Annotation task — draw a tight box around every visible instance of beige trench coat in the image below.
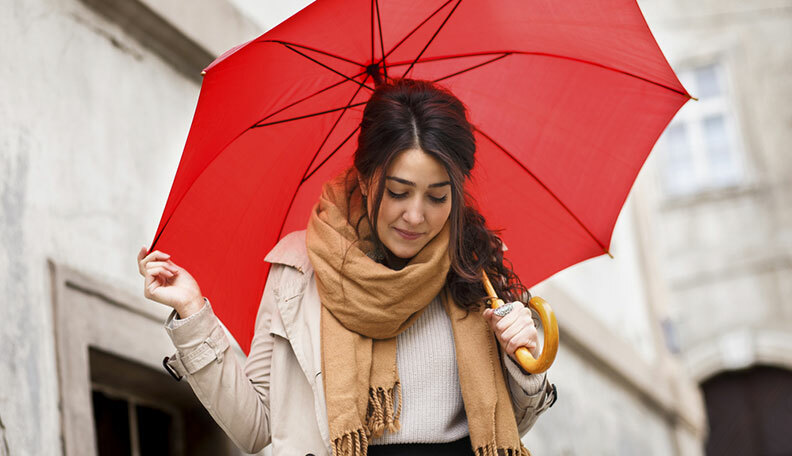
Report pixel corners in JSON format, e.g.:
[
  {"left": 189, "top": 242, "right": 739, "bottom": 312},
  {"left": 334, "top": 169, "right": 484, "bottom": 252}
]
[{"left": 163, "top": 231, "right": 557, "bottom": 456}]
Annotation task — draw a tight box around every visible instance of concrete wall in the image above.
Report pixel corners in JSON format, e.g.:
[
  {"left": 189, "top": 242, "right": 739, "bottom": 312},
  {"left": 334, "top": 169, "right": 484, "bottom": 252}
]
[
  {"left": 0, "top": 0, "right": 260, "bottom": 454},
  {"left": 0, "top": 0, "right": 710, "bottom": 454}
]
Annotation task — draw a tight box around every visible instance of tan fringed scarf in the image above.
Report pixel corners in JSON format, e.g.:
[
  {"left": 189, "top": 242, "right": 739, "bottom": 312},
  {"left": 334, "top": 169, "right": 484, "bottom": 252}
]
[{"left": 306, "top": 169, "right": 530, "bottom": 456}]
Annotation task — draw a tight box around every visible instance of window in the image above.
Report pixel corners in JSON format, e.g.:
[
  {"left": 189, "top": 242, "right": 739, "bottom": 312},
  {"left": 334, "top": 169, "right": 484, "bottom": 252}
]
[
  {"left": 89, "top": 348, "right": 236, "bottom": 456},
  {"left": 656, "top": 61, "right": 745, "bottom": 197}
]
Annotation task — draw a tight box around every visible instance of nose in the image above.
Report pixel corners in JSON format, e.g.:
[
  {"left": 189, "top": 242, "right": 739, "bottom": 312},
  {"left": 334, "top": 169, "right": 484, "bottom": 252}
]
[{"left": 402, "top": 200, "right": 425, "bottom": 226}]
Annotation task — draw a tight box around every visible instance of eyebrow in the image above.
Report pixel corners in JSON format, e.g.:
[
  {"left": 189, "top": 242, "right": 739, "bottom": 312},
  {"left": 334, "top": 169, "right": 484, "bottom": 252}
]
[{"left": 386, "top": 176, "right": 451, "bottom": 188}]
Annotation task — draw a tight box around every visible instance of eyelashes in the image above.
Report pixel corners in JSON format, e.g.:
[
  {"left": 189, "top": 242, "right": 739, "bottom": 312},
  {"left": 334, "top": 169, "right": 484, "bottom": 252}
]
[{"left": 386, "top": 189, "right": 448, "bottom": 204}]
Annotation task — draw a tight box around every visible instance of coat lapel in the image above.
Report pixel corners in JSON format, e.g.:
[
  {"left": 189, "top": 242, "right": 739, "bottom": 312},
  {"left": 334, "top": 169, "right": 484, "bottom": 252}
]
[{"left": 265, "top": 230, "right": 330, "bottom": 445}]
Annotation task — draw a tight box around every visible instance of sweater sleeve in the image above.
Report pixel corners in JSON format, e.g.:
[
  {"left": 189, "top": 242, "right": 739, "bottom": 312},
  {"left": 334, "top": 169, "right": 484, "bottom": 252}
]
[{"left": 162, "top": 267, "right": 284, "bottom": 453}]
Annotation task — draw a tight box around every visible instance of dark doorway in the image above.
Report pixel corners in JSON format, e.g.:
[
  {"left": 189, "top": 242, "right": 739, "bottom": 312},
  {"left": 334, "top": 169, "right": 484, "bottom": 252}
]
[{"left": 703, "top": 365, "right": 792, "bottom": 456}]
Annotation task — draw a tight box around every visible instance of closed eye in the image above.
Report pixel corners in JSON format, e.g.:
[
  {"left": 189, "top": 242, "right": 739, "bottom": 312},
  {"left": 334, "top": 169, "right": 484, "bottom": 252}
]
[
  {"left": 429, "top": 195, "right": 448, "bottom": 204},
  {"left": 387, "top": 189, "right": 407, "bottom": 199}
]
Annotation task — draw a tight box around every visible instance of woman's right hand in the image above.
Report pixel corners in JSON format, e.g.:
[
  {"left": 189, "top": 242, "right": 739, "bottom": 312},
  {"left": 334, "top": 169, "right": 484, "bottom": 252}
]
[{"left": 137, "top": 247, "right": 205, "bottom": 318}]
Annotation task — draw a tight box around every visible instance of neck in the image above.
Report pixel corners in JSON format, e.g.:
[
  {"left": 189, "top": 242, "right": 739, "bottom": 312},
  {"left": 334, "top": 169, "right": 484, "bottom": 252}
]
[{"left": 385, "top": 253, "right": 410, "bottom": 270}]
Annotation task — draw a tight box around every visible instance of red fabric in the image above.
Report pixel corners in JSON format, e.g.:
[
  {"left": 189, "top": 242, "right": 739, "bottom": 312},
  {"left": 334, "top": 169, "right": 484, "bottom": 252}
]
[{"left": 150, "top": 0, "right": 690, "bottom": 353}]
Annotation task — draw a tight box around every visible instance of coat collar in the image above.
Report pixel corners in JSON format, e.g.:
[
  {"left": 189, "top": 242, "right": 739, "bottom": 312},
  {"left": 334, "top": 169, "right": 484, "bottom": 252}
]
[{"left": 264, "top": 230, "right": 313, "bottom": 275}]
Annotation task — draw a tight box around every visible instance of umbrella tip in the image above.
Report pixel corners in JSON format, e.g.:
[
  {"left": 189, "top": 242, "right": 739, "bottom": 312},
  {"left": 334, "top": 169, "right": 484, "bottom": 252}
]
[
  {"left": 605, "top": 249, "right": 614, "bottom": 259},
  {"left": 366, "top": 63, "right": 384, "bottom": 87},
  {"left": 201, "top": 70, "right": 207, "bottom": 77},
  {"left": 689, "top": 94, "right": 699, "bottom": 101}
]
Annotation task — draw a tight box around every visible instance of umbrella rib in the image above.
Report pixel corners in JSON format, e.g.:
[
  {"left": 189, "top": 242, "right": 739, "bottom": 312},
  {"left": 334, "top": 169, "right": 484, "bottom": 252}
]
[
  {"left": 402, "top": 0, "right": 462, "bottom": 78},
  {"left": 387, "top": 51, "right": 523, "bottom": 67},
  {"left": 301, "top": 74, "right": 371, "bottom": 182},
  {"left": 375, "top": 0, "right": 388, "bottom": 80},
  {"left": 253, "top": 68, "right": 368, "bottom": 128},
  {"left": 387, "top": 50, "right": 690, "bottom": 98},
  {"left": 382, "top": 0, "right": 455, "bottom": 62},
  {"left": 253, "top": 101, "right": 368, "bottom": 128},
  {"left": 280, "top": 43, "right": 374, "bottom": 92},
  {"left": 474, "top": 127, "right": 612, "bottom": 257},
  {"left": 370, "top": 0, "right": 374, "bottom": 64},
  {"left": 302, "top": 124, "right": 362, "bottom": 185},
  {"left": 432, "top": 53, "right": 511, "bottom": 83},
  {"left": 261, "top": 40, "right": 365, "bottom": 67}
]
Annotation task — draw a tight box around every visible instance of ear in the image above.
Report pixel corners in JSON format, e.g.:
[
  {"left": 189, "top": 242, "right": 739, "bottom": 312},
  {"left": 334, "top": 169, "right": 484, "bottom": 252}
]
[{"left": 357, "top": 174, "right": 368, "bottom": 197}]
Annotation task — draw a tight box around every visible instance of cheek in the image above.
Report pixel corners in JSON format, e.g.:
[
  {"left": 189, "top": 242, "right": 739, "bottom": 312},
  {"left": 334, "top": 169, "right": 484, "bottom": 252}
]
[
  {"left": 374, "top": 198, "right": 399, "bottom": 231},
  {"left": 374, "top": 199, "right": 387, "bottom": 225},
  {"left": 428, "top": 205, "right": 452, "bottom": 230}
]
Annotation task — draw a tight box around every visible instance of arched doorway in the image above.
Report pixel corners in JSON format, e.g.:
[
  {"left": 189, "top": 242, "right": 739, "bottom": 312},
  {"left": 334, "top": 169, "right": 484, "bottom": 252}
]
[{"left": 702, "top": 365, "right": 792, "bottom": 455}]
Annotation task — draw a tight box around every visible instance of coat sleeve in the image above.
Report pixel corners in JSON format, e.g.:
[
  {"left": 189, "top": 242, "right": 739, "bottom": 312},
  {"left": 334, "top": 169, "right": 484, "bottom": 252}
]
[
  {"left": 162, "top": 265, "right": 285, "bottom": 453},
  {"left": 501, "top": 352, "right": 557, "bottom": 435},
  {"left": 498, "top": 306, "right": 558, "bottom": 436}
]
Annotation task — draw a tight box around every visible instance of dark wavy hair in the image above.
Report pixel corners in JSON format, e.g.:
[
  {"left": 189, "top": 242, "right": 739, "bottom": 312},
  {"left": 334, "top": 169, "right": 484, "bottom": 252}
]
[{"left": 351, "top": 78, "right": 530, "bottom": 310}]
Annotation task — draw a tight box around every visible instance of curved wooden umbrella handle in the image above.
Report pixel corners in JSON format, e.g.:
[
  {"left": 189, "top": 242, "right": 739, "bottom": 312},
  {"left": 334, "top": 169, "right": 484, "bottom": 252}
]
[{"left": 481, "top": 270, "right": 559, "bottom": 374}]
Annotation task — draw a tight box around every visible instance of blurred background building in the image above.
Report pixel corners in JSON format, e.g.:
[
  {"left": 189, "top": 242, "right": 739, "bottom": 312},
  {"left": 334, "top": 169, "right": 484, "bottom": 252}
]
[
  {"left": 635, "top": 1, "right": 792, "bottom": 454},
  {"left": 0, "top": 0, "right": 788, "bottom": 455}
]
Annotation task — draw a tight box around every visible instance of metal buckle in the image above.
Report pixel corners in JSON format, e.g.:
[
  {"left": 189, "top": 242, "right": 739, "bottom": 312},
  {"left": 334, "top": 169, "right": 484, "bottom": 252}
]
[{"left": 162, "top": 356, "right": 183, "bottom": 381}]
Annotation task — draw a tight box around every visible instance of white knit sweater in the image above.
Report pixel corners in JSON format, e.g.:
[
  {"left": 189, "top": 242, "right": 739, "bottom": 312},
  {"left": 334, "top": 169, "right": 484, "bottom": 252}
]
[
  {"left": 369, "top": 296, "right": 544, "bottom": 444},
  {"left": 370, "top": 296, "right": 468, "bottom": 444}
]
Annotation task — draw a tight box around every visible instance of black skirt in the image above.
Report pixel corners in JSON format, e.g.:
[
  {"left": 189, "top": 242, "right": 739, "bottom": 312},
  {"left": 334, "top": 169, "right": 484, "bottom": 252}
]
[{"left": 367, "top": 435, "right": 475, "bottom": 456}]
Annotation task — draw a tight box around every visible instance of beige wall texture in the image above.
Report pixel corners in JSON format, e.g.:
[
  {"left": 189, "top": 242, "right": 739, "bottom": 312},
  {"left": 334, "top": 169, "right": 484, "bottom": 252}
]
[{"left": 0, "top": 0, "right": 730, "bottom": 455}]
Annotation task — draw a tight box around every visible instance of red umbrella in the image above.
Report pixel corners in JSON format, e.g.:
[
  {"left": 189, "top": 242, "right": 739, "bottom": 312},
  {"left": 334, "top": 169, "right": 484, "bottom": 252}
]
[{"left": 149, "top": 0, "right": 691, "bottom": 353}]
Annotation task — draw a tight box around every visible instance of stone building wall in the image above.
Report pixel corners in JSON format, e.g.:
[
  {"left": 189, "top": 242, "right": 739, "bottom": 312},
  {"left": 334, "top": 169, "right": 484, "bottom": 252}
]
[
  {"left": 634, "top": 1, "right": 792, "bottom": 450},
  {"left": 636, "top": 0, "right": 792, "bottom": 383}
]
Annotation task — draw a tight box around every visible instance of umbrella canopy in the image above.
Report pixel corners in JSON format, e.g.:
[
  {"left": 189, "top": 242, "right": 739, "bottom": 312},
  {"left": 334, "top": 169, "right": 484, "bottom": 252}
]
[{"left": 149, "top": 0, "right": 691, "bottom": 353}]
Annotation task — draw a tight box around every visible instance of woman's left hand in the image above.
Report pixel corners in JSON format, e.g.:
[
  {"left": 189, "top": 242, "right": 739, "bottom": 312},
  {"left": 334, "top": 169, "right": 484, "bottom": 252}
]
[{"left": 483, "top": 301, "right": 539, "bottom": 362}]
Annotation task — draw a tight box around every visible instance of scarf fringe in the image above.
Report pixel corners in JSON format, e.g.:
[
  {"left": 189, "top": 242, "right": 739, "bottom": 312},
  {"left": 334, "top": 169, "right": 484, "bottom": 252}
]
[
  {"left": 331, "top": 428, "right": 369, "bottom": 456},
  {"left": 473, "top": 443, "right": 532, "bottom": 456},
  {"left": 365, "top": 381, "right": 402, "bottom": 438}
]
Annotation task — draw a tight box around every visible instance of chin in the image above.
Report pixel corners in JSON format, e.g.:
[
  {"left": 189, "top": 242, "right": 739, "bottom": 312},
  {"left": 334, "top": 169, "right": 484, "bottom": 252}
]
[{"left": 386, "top": 245, "right": 421, "bottom": 260}]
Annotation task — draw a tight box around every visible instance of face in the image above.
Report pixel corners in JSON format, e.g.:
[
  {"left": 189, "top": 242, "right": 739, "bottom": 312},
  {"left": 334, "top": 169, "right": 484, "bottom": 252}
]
[{"left": 361, "top": 148, "right": 453, "bottom": 261}]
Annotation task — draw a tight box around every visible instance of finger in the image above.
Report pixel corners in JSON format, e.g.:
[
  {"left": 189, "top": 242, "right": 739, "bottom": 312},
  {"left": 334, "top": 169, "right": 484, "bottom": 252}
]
[
  {"left": 506, "top": 326, "right": 538, "bottom": 354},
  {"left": 143, "top": 250, "right": 171, "bottom": 265},
  {"left": 499, "top": 317, "right": 524, "bottom": 344},
  {"left": 141, "top": 252, "right": 171, "bottom": 275},
  {"left": 144, "top": 276, "right": 161, "bottom": 298},
  {"left": 146, "top": 261, "right": 179, "bottom": 273},
  {"left": 138, "top": 247, "right": 149, "bottom": 275},
  {"left": 165, "top": 259, "right": 182, "bottom": 272},
  {"left": 498, "top": 306, "right": 534, "bottom": 343},
  {"left": 494, "top": 301, "right": 526, "bottom": 333},
  {"left": 146, "top": 277, "right": 164, "bottom": 297},
  {"left": 147, "top": 266, "right": 174, "bottom": 279}
]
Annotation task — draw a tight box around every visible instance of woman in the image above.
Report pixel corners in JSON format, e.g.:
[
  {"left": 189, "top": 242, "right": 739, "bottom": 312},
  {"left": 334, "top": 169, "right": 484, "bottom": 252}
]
[{"left": 137, "top": 79, "right": 555, "bottom": 456}]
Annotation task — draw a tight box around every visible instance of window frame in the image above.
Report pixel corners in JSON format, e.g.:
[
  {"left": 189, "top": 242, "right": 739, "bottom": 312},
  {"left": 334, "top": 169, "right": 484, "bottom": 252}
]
[{"left": 654, "top": 56, "right": 752, "bottom": 203}]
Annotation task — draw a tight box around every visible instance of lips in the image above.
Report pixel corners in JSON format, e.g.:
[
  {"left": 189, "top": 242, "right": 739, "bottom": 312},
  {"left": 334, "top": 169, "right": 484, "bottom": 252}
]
[{"left": 393, "top": 227, "right": 423, "bottom": 240}]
